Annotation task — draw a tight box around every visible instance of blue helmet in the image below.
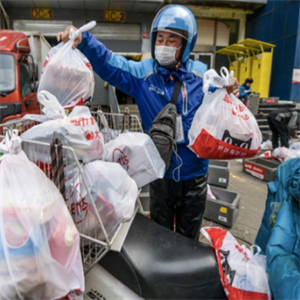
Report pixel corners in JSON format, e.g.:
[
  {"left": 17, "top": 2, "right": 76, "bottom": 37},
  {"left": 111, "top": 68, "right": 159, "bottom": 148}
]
[{"left": 150, "top": 5, "right": 197, "bottom": 63}]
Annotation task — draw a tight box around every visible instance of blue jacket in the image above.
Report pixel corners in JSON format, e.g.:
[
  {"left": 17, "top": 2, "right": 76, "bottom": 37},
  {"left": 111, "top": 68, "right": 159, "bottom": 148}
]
[
  {"left": 239, "top": 83, "right": 251, "bottom": 98},
  {"left": 78, "top": 32, "right": 209, "bottom": 181},
  {"left": 255, "top": 158, "right": 300, "bottom": 300}
]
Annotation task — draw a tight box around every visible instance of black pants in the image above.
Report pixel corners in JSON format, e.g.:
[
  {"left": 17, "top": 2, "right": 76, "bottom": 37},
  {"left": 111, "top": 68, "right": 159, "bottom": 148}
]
[
  {"left": 150, "top": 175, "right": 207, "bottom": 240},
  {"left": 267, "top": 116, "right": 289, "bottom": 149}
]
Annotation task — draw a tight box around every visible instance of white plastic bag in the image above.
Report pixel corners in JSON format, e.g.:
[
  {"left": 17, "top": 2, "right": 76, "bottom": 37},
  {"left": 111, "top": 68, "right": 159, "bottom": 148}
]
[
  {"left": 104, "top": 132, "right": 166, "bottom": 188},
  {"left": 188, "top": 67, "right": 262, "bottom": 159},
  {"left": 260, "top": 140, "right": 272, "bottom": 150},
  {"left": 289, "top": 140, "right": 300, "bottom": 151},
  {"left": 64, "top": 160, "right": 138, "bottom": 241},
  {"left": 0, "top": 132, "right": 84, "bottom": 300},
  {"left": 38, "top": 21, "right": 96, "bottom": 108},
  {"left": 207, "top": 184, "right": 216, "bottom": 199},
  {"left": 272, "top": 147, "right": 298, "bottom": 162},
  {"left": 201, "top": 227, "right": 271, "bottom": 300},
  {"left": 21, "top": 91, "right": 104, "bottom": 163}
]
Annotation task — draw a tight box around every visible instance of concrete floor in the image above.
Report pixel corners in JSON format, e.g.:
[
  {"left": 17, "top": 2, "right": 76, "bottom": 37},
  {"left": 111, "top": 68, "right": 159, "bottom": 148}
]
[
  {"left": 140, "top": 160, "right": 269, "bottom": 247},
  {"left": 200, "top": 160, "right": 268, "bottom": 247}
]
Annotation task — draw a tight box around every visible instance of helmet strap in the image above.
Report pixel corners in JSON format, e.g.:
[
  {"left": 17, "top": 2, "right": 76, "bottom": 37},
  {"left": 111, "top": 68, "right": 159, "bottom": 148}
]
[
  {"left": 178, "top": 38, "right": 187, "bottom": 62},
  {"left": 151, "top": 32, "right": 158, "bottom": 60}
]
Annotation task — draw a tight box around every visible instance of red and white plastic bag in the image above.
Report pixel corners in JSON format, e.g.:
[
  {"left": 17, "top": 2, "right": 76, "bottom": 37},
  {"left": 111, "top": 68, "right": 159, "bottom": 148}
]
[
  {"left": 104, "top": 132, "right": 166, "bottom": 188},
  {"left": 38, "top": 21, "right": 96, "bottom": 109},
  {"left": 188, "top": 67, "right": 262, "bottom": 159},
  {"left": 64, "top": 160, "right": 138, "bottom": 242},
  {"left": 201, "top": 227, "right": 271, "bottom": 300},
  {"left": 0, "top": 132, "right": 84, "bottom": 300},
  {"left": 21, "top": 91, "right": 104, "bottom": 163}
]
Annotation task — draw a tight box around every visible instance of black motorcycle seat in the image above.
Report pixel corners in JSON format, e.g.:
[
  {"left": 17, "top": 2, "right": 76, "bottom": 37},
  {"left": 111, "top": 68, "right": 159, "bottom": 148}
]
[{"left": 100, "top": 213, "right": 226, "bottom": 299}]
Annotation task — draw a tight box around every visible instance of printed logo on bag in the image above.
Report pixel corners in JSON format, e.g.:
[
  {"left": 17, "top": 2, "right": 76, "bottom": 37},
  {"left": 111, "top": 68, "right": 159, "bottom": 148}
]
[
  {"left": 85, "top": 130, "right": 94, "bottom": 140},
  {"left": 66, "top": 183, "right": 88, "bottom": 224},
  {"left": 41, "top": 54, "right": 50, "bottom": 74},
  {"left": 112, "top": 148, "right": 129, "bottom": 171},
  {"left": 218, "top": 146, "right": 247, "bottom": 157},
  {"left": 222, "top": 130, "right": 252, "bottom": 150},
  {"left": 69, "top": 117, "right": 102, "bottom": 141},
  {"left": 235, "top": 245, "right": 250, "bottom": 261},
  {"left": 219, "top": 249, "right": 235, "bottom": 286},
  {"left": 70, "top": 117, "right": 95, "bottom": 127},
  {"left": 223, "top": 95, "right": 249, "bottom": 120},
  {"left": 86, "top": 62, "right": 92, "bottom": 71},
  {"left": 223, "top": 94, "right": 232, "bottom": 104}
]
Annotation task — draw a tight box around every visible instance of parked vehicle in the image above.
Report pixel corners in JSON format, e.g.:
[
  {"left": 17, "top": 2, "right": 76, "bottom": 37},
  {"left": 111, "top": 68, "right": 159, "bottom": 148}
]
[{"left": 0, "top": 30, "right": 51, "bottom": 130}]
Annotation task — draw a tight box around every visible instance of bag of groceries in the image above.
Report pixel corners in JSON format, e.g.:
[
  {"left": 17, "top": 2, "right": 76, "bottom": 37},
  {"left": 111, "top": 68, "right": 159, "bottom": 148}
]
[
  {"left": 201, "top": 227, "right": 271, "bottom": 300},
  {"left": 104, "top": 132, "right": 166, "bottom": 188},
  {"left": 272, "top": 147, "right": 298, "bottom": 162},
  {"left": 38, "top": 21, "right": 96, "bottom": 109},
  {"left": 64, "top": 160, "right": 138, "bottom": 242},
  {"left": 188, "top": 67, "right": 262, "bottom": 159},
  {"left": 0, "top": 132, "right": 84, "bottom": 300},
  {"left": 21, "top": 91, "right": 104, "bottom": 163}
]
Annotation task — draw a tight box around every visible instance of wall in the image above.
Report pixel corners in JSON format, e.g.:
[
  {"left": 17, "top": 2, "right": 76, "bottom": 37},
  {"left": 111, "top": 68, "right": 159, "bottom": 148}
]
[
  {"left": 246, "top": 0, "right": 300, "bottom": 101},
  {"left": 5, "top": 7, "right": 155, "bottom": 53}
]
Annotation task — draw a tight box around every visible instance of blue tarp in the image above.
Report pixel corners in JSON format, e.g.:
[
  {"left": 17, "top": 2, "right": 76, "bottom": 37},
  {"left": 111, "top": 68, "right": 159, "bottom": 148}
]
[{"left": 256, "top": 158, "right": 300, "bottom": 300}]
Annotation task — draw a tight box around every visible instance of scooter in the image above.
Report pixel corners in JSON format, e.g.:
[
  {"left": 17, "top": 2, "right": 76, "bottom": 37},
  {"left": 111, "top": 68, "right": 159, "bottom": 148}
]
[{"left": 85, "top": 210, "right": 226, "bottom": 300}]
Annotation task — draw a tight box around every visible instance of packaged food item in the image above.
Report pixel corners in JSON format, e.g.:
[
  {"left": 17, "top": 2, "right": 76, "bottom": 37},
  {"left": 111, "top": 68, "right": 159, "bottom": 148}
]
[
  {"left": 104, "top": 132, "right": 166, "bottom": 188},
  {"left": 22, "top": 91, "right": 104, "bottom": 163},
  {"left": 64, "top": 160, "right": 138, "bottom": 241},
  {"left": 38, "top": 21, "right": 96, "bottom": 108},
  {"left": 0, "top": 132, "right": 84, "bottom": 300}
]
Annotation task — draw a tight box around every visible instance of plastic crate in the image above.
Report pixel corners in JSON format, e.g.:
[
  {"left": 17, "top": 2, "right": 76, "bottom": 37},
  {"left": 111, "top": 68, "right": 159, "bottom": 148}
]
[
  {"left": 247, "top": 93, "right": 260, "bottom": 115},
  {"left": 208, "top": 161, "right": 230, "bottom": 188},
  {"left": 204, "top": 186, "right": 240, "bottom": 227},
  {"left": 243, "top": 158, "right": 280, "bottom": 182}
]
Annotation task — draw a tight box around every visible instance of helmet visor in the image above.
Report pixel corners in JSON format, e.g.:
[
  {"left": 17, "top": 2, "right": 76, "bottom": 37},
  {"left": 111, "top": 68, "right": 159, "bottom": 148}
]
[{"left": 151, "top": 5, "right": 196, "bottom": 43}]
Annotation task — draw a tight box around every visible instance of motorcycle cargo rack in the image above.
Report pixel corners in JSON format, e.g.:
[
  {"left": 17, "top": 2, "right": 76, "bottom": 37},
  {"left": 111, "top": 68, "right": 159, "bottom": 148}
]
[{"left": 0, "top": 108, "right": 145, "bottom": 275}]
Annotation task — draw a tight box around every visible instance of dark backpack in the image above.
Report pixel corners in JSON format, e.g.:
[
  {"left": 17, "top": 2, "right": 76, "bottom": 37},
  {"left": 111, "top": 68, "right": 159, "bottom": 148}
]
[{"left": 149, "top": 78, "right": 182, "bottom": 170}]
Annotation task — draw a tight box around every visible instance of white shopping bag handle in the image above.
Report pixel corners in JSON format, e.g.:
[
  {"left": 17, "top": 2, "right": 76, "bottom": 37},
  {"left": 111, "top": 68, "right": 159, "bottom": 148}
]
[
  {"left": 250, "top": 245, "right": 262, "bottom": 256},
  {"left": 0, "top": 130, "right": 21, "bottom": 156},
  {"left": 38, "top": 91, "right": 67, "bottom": 119},
  {"left": 69, "top": 21, "right": 96, "bottom": 40},
  {"left": 220, "top": 67, "right": 234, "bottom": 85},
  {"left": 98, "top": 111, "right": 109, "bottom": 130},
  {"left": 203, "top": 67, "right": 234, "bottom": 94}
]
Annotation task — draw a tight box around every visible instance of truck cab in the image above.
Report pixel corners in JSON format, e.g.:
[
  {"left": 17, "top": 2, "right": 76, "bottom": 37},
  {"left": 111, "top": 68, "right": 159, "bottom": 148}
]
[{"left": 0, "top": 30, "right": 40, "bottom": 127}]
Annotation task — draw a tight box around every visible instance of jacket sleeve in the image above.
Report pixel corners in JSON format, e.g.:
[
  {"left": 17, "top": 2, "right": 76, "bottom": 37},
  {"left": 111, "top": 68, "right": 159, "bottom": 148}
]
[
  {"left": 266, "top": 200, "right": 300, "bottom": 300},
  {"left": 77, "top": 32, "right": 144, "bottom": 99},
  {"left": 239, "top": 84, "right": 250, "bottom": 98}
]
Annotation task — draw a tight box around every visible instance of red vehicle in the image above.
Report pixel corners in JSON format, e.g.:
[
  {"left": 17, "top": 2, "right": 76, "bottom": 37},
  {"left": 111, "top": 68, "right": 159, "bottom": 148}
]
[{"left": 0, "top": 30, "right": 41, "bottom": 131}]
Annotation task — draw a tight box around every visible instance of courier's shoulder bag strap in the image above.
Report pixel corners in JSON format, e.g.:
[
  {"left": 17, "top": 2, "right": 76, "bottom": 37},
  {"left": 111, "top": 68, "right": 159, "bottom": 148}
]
[{"left": 170, "top": 78, "right": 183, "bottom": 106}]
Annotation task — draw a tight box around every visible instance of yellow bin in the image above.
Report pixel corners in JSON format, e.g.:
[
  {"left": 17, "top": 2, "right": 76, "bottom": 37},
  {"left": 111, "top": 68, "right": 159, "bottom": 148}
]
[
  {"left": 238, "top": 39, "right": 275, "bottom": 98},
  {"left": 217, "top": 40, "right": 275, "bottom": 98},
  {"left": 216, "top": 47, "right": 243, "bottom": 81},
  {"left": 239, "top": 56, "right": 253, "bottom": 84}
]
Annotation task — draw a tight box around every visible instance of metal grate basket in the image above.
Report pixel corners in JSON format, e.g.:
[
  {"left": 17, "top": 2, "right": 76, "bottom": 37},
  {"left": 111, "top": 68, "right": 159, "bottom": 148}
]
[{"left": 0, "top": 110, "right": 143, "bottom": 274}]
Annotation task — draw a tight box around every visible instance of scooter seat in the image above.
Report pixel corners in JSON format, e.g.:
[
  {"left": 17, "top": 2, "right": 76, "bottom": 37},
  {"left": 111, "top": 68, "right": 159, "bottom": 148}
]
[{"left": 100, "top": 213, "right": 226, "bottom": 299}]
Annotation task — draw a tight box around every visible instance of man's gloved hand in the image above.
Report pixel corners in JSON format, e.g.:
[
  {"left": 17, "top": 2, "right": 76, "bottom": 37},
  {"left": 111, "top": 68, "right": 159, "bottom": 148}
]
[
  {"left": 56, "top": 26, "right": 82, "bottom": 49},
  {"left": 226, "top": 77, "right": 240, "bottom": 98}
]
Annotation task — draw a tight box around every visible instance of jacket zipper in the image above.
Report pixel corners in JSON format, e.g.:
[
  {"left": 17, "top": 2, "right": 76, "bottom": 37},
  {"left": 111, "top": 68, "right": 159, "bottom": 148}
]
[{"left": 182, "top": 81, "right": 188, "bottom": 115}]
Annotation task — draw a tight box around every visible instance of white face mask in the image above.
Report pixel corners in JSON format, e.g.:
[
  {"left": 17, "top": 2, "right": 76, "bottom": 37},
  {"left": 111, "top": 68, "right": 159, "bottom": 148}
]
[{"left": 155, "top": 45, "right": 182, "bottom": 66}]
